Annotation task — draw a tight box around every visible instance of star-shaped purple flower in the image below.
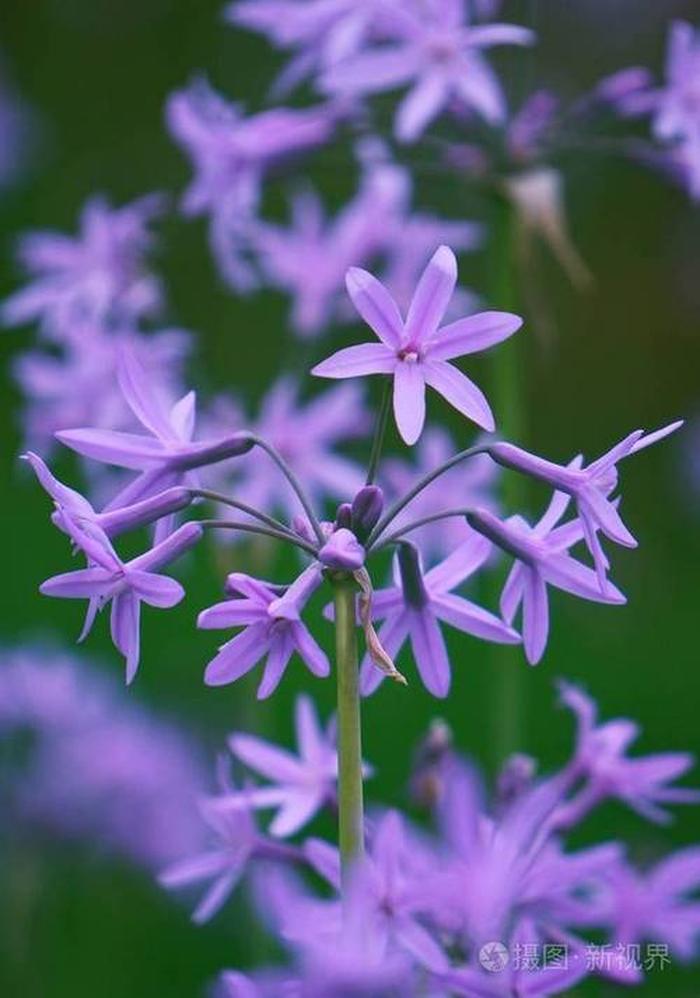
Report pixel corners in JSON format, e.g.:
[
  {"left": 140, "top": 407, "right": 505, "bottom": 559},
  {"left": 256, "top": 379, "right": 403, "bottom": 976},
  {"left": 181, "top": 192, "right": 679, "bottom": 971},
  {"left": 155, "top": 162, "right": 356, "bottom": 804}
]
[
  {"left": 357, "top": 536, "right": 520, "bottom": 698},
  {"left": 198, "top": 573, "right": 330, "bottom": 697},
  {"left": 489, "top": 421, "right": 683, "bottom": 590},
  {"left": 213, "top": 695, "right": 346, "bottom": 837},
  {"left": 57, "top": 343, "right": 252, "bottom": 513},
  {"left": 40, "top": 518, "right": 202, "bottom": 683},
  {"left": 555, "top": 681, "right": 700, "bottom": 826},
  {"left": 1, "top": 194, "right": 164, "bottom": 336},
  {"left": 159, "top": 795, "right": 258, "bottom": 924},
  {"left": 321, "top": 1, "right": 535, "bottom": 142},
  {"left": 313, "top": 245, "right": 522, "bottom": 444},
  {"left": 466, "top": 489, "right": 627, "bottom": 665}
]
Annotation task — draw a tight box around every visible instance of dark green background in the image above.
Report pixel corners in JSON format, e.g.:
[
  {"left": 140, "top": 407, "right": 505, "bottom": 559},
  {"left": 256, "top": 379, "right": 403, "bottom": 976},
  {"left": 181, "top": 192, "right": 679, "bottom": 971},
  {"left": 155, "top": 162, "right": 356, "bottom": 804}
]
[{"left": 1, "top": 1, "right": 699, "bottom": 994}]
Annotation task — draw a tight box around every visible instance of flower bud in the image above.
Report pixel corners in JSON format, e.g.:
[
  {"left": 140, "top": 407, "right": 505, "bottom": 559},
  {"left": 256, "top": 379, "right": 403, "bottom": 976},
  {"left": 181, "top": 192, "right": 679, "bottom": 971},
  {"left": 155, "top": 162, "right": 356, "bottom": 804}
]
[
  {"left": 350, "top": 485, "right": 384, "bottom": 540},
  {"left": 335, "top": 503, "right": 353, "bottom": 530}
]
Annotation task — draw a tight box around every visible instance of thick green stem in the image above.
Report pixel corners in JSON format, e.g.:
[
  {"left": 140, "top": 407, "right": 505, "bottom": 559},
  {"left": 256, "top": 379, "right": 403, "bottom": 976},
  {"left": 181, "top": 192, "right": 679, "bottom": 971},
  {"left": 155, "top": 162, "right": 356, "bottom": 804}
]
[
  {"left": 331, "top": 574, "right": 365, "bottom": 885},
  {"left": 489, "top": 194, "right": 527, "bottom": 767}
]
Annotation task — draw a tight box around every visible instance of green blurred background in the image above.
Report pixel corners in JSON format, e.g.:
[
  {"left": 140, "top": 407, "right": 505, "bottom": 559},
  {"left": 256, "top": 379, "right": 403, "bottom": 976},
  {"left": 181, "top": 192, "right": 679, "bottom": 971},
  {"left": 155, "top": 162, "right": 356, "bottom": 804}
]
[{"left": 1, "top": 0, "right": 700, "bottom": 994}]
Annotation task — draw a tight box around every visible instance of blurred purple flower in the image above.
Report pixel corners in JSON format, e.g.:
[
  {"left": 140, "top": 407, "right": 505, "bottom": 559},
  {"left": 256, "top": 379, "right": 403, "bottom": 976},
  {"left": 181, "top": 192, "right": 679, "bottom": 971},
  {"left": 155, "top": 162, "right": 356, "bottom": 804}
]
[
  {"left": 198, "top": 572, "right": 330, "bottom": 696},
  {"left": 357, "top": 537, "right": 519, "bottom": 697},
  {"left": 253, "top": 864, "right": 417, "bottom": 994},
  {"left": 0, "top": 647, "right": 209, "bottom": 869},
  {"left": 213, "top": 695, "right": 343, "bottom": 836},
  {"left": 250, "top": 161, "right": 406, "bottom": 336},
  {"left": 13, "top": 327, "right": 191, "bottom": 457},
  {"left": 313, "top": 245, "right": 522, "bottom": 444},
  {"left": 467, "top": 490, "right": 626, "bottom": 665},
  {"left": 56, "top": 343, "right": 253, "bottom": 512},
  {"left": 433, "top": 760, "right": 621, "bottom": 952},
  {"left": 603, "top": 850, "right": 700, "bottom": 968},
  {"left": 220, "top": 376, "right": 367, "bottom": 519},
  {"left": 227, "top": 0, "right": 409, "bottom": 98},
  {"left": 1, "top": 194, "right": 165, "bottom": 336},
  {"left": 382, "top": 426, "right": 499, "bottom": 560},
  {"left": 555, "top": 681, "right": 700, "bottom": 826},
  {"left": 166, "top": 77, "right": 338, "bottom": 290},
  {"left": 305, "top": 809, "right": 449, "bottom": 971},
  {"left": 159, "top": 794, "right": 259, "bottom": 924},
  {"left": 321, "top": 1, "right": 534, "bottom": 142}
]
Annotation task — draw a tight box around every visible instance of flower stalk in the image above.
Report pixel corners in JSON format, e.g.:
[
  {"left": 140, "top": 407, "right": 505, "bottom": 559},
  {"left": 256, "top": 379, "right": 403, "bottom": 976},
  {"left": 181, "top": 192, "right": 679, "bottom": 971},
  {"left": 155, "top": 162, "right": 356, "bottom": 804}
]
[{"left": 330, "top": 572, "right": 365, "bottom": 885}]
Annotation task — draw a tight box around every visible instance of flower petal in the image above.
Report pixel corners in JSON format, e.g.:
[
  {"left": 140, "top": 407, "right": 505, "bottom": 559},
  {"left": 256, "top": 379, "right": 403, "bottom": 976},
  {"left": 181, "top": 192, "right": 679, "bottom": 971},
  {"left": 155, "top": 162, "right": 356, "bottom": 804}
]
[
  {"left": 204, "top": 625, "right": 269, "bottom": 686},
  {"left": 110, "top": 590, "right": 141, "bottom": 683},
  {"left": 117, "top": 344, "right": 176, "bottom": 442},
  {"left": 396, "top": 74, "right": 449, "bottom": 143},
  {"left": 408, "top": 607, "right": 451, "bottom": 697},
  {"left": 521, "top": 567, "right": 549, "bottom": 664},
  {"left": 404, "top": 245, "right": 457, "bottom": 345},
  {"left": 393, "top": 361, "right": 426, "bottom": 445},
  {"left": 127, "top": 569, "right": 185, "bottom": 608},
  {"left": 56, "top": 428, "right": 166, "bottom": 470},
  {"left": 422, "top": 359, "right": 495, "bottom": 431},
  {"left": 427, "top": 310, "right": 522, "bottom": 360},
  {"left": 40, "top": 567, "right": 114, "bottom": 599},
  {"left": 229, "top": 731, "right": 303, "bottom": 783},
  {"left": 312, "top": 343, "right": 396, "bottom": 379},
  {"left": 345, "top": 267, "right": 403, "bottom": 347}
]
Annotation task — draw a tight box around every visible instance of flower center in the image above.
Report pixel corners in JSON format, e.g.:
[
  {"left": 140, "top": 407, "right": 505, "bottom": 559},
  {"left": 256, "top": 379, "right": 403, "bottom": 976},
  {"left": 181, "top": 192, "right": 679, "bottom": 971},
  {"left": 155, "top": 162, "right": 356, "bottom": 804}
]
[{"left": 398, "top": 348, "right": 420, "bottom": 363}]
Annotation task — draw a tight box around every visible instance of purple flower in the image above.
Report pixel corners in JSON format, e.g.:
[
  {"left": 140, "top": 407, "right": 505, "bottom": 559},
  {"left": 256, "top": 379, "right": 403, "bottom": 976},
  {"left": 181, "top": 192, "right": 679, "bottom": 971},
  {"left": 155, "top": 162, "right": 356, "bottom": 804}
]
[
  {"left": 220, "top": 376, "right": 367, "bottom": 519},
  {"left": 166, "top": 78, "right": 337, "bottom": 290},
  {"left": 433, "top": 760, "right": 621, "bottom": 952},
  {"left": 466, "top": 490, "right": 626, "bottom": 665},
  {"left": 313, "top": 245, "right": 522, "bottom": 444},
  {"left": 56, "top": 343, "right": 253, "bottom": 511},
  {"left": 305, "top": 810, "right": 449, "bottom": 972},
  {"left": 40, "top": 519, "right": 202, "bottom": 683},
  {"left": 382, "top": 426, "right": 499, "bottom": 559},
  {"left": 1, "top": 194, "right": 164, "bottom": 336},
  {"left": 555, "top": 681, "right": 700, "bottom": 826},
  {"left": 214, "top": 695, "right": 343, "bottom": 837},
  {"left": 250, "top": 167, "right": 404, "bottom": 337},
  {"left": 159, "top": 796, "right": 258, "bottom": 924},
  {"left": 198, "top": 573, "right": 330, "bottom": 697},
  {"left": 357, "top": 537, "right": 520, "bottom": 697},
  {"left": 0, "top": 646, "right": 209, "bottom": 870},
  {"left": 13, "top": 327, "right": 191, "bottom": 457},
  {"left": 653, "top": 22, "right": 700, "bottom": 151},
  {"left": 603, "top": 850, "right": 700, "bottom": 966},
  {"left": 321, "top": 2, "right": 535, "bottom": 142},
  {"left": 227, "top": 0, "right": 409, "bottom": 97},
  {"left": 252, "top": 865, "right": 415, "bottom": 995},
  {"left": 167, "top": 78, "right": 337, "bottom": 217},
  {"left": 489, "top": 421, "right": 683, "bottom": 590}
]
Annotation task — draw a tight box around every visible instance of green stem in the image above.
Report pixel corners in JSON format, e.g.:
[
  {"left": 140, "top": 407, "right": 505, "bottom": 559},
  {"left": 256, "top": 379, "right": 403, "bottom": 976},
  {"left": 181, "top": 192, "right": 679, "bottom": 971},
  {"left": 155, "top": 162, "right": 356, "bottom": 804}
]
[
  {"left": 331, "top": 573, "right": 365, "bottom": 885},
  {"left": 365, "top": 377, "right": 392, "bottom": 486},
  {"left": 488, "top": 194, "right": 527, "bottom": 767}
]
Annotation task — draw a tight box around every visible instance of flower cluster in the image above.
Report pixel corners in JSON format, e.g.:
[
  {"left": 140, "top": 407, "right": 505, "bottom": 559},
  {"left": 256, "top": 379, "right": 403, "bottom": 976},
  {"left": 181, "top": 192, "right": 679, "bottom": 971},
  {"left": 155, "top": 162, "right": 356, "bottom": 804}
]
[
  {"left": 159, "top": 685, "right": 700, "bottom": 995},
  {"left": 25, "top": 248, "right": 678, "bottom": 690},
  {"left": 7, "top": 3, "right": 697, "bottom": 996}
]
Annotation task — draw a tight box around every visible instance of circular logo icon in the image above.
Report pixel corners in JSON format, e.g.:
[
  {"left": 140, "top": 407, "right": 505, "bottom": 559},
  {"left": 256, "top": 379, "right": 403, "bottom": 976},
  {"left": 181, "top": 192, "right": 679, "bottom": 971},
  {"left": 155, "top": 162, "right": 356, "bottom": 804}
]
[{"left": 478, "top": 941, "right": 509, "bottom": 973}]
